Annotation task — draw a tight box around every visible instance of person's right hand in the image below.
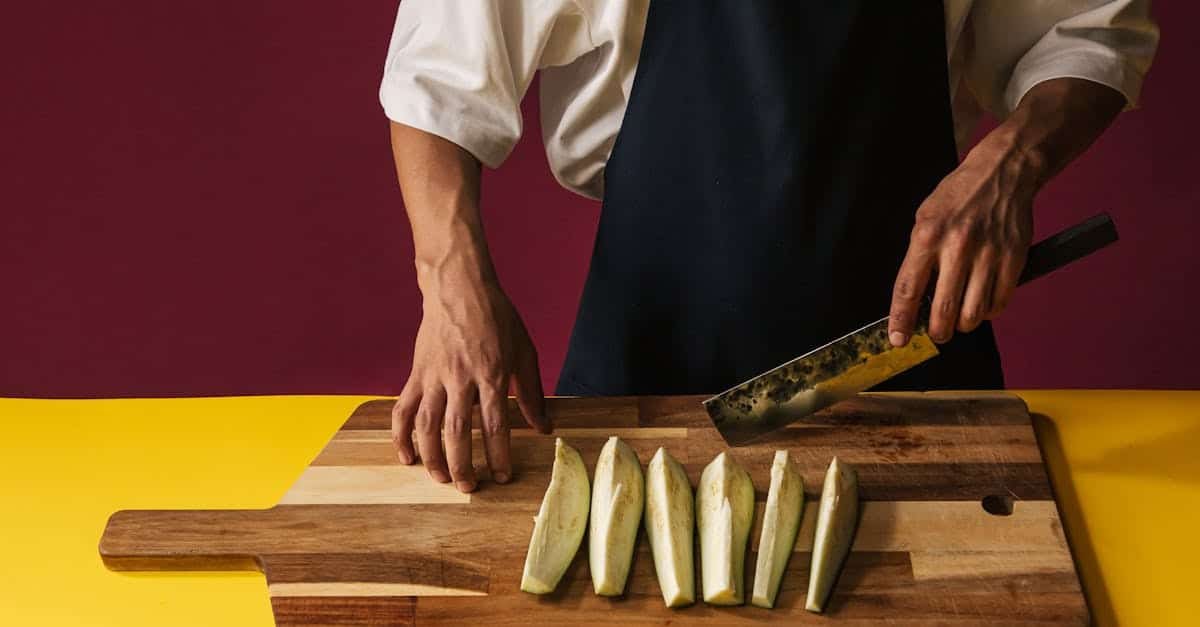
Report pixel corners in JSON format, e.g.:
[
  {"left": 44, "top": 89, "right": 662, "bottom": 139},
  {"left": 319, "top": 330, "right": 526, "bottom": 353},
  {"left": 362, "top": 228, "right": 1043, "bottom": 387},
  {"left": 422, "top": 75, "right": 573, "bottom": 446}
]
[{"left": 391, "top": 274, "right": 551, "bottom": 493}]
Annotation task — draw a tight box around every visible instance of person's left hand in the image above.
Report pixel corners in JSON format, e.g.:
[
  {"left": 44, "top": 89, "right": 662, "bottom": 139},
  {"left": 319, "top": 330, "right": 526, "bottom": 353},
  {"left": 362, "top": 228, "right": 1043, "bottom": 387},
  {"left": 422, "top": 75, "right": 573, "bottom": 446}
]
[{"left": 887, "top": 132, "right": 1043, "bottom": 347}]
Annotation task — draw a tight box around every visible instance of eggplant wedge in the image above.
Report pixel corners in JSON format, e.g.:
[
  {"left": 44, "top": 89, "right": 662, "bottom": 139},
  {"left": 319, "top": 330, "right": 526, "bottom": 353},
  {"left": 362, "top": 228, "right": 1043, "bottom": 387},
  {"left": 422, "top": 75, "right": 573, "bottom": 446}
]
[
  {"left": 696, "top": 451, "right": 755, "bottom": 605},
  {"left": 589, "top": 436, "right": 645, "bottom": 596},
  {"left": 750, "top": 450, "right": 805, "bottom": 608},
  {"left": 805, "top": 456, "right": 859, "bottom": 613},
  {"left": 644, "top": 447, "right": 696, "bottom": 607},
  {"left": 520, "top": 438, "right": 591, "bottom": 594}
]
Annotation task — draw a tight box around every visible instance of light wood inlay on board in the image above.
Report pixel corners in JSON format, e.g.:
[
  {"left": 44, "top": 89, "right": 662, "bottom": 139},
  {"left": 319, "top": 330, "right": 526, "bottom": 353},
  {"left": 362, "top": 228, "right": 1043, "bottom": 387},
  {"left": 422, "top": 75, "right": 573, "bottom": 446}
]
[
  {"left": 100, "top": 393, "right": 1088, "bottom": 625},
  {"left": 279, "top": 466, "right": 470, "bottom": 505}
]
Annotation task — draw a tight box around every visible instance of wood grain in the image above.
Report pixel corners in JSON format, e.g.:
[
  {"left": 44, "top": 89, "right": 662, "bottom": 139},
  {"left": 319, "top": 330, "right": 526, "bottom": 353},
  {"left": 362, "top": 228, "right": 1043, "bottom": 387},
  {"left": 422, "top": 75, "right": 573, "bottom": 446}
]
[{"left": 100, "top": 393, "right": 1088, "bottom": 625}]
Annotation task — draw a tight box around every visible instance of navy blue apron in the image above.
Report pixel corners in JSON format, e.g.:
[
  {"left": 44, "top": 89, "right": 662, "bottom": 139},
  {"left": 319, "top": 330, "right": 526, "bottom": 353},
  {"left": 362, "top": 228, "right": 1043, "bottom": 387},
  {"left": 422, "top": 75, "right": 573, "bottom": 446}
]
[{"left": 557, "top": 0, "right": 1004, "bottom": 395}]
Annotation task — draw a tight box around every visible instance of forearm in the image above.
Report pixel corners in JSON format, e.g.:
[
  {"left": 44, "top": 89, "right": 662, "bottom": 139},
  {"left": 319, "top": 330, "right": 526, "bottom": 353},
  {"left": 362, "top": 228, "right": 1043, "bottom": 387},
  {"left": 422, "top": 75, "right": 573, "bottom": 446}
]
[
  {"left": 390, "top": 121, "right": 498, "bottom": 292},
  {"left": 972, "top": 77, "right": 1126, "bottom": 190},
  {"left": 388, "top": 122, "right": 548, "bottom": 490},
  {"left": 890, "top": 77, "right": 1127, "bottom": 345}
]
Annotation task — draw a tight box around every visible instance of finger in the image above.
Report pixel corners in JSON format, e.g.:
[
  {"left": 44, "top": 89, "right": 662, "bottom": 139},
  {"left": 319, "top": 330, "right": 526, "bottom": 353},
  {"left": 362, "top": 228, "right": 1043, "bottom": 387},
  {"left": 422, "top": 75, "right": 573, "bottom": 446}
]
[
  {"left": 928, "top": 235, "right": 972, "bottom": 344},
  {"left": 442, "top": 384, "right": 478, "bottom": 493},
  {"left": 989, "top": 248, "right": 1027, "bottom": 319},
  {"left": 479, "top": 381, "right": 513, "bottom": 485},
  {"left": 390, "top": 384, "right": 420, "bottom": 465},
  {"left": 958, "top": 247, "right": 996, "bottom": 334},
  {"left": 414, "top": 386, "right": 449, "bottom": 483},
  {"left": 512, "top": 345, "right": 550, "bottom": 434},
  {"left": 889, "top": 221, "right": 939, "bottom": 346}
]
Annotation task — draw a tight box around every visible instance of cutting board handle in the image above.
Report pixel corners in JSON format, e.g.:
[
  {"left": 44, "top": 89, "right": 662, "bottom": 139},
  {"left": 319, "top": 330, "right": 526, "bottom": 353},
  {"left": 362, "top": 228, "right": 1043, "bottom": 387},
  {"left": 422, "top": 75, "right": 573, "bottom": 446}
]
[
  {"left": 99, "top": 509, "right": 272, "bottom": 571},
  {"left": 1017, "top": 213, "right": 1118, "bottom": 286}
]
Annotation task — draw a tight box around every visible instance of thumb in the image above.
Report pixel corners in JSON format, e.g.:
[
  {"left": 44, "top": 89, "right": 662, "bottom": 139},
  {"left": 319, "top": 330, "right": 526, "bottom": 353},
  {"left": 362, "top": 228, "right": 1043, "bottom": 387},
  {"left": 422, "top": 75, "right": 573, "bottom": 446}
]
[{"left": 511, "top": 346, "right": 550, "bottom": 434}]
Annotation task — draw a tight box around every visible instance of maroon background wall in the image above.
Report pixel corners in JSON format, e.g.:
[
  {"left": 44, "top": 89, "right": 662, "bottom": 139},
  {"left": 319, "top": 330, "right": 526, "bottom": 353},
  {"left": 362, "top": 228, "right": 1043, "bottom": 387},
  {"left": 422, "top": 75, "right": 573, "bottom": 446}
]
[{"left": 2, "top": 2, "right": 1196, "bottom": 398}]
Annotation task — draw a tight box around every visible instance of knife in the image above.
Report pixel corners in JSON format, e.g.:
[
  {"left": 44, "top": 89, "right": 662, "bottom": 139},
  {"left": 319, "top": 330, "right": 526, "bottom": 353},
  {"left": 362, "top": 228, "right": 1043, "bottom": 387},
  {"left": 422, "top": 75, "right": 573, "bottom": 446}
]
[{"left": 703, "top": 213, "right": 1119, "bottom": 446}]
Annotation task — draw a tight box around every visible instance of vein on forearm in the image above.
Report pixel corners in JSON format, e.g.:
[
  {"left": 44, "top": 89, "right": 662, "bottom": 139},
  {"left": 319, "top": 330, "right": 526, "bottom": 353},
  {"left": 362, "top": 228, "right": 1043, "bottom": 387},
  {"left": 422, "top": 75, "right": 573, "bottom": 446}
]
[
  {"left": 390, "top": 121, "right": 499, "bottom": 288},
  {"left": 992, "top": 77, "right": 1126, "bottom": 188}
]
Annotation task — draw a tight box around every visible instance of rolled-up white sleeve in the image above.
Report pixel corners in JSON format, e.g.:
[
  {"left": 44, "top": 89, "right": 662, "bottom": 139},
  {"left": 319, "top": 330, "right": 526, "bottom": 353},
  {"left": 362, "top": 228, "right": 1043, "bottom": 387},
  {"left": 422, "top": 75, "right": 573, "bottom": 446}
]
[
  {"left": 967, "top": 0, "right": 1159, "bottom": 117},
  {"left": 380, "top": 1, "right": 583, "bottom": 168}
]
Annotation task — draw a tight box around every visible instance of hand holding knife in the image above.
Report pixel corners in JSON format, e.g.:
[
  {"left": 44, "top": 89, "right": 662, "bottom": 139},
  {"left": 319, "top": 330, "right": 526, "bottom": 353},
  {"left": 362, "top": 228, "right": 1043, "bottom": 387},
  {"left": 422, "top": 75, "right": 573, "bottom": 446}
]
[{"left": 704, "top": 213, "right": 1120, "bottom": 446}]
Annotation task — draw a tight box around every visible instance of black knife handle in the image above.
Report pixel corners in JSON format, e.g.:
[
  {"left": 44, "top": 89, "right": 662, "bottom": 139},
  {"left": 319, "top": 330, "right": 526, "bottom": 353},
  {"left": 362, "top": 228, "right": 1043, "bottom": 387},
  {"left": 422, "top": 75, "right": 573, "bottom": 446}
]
[{"left": 1017, "top": 213, "right": 1118, "bottom": 286}]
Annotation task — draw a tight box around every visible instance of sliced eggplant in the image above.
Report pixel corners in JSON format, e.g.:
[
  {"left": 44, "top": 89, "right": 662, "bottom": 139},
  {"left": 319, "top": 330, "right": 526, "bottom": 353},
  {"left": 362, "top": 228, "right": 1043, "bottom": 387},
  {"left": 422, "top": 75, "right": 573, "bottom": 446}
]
[
  {"left": 589, "top": 436, "right": 645, "bottom": 596},
  {"left": 644, "top": 447, "right": 695, "bottom": 607},
  {"left": 805, "top": 456, "right": 859, "bottom": 613},
  {"left": 750, "top": 450, "right": 805, "bottom": 608},
  {"left": 520, "top": 438, "right": 590, "bottom": 594},
  {"left": 696, "top": 451, "right": 755, "bottom": 605}
]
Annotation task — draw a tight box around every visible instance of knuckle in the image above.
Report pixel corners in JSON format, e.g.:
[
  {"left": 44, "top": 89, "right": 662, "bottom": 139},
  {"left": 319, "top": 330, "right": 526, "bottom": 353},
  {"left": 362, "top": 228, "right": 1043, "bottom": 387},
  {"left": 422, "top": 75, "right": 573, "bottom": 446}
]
[
  {"left": 984, "top": 233, "right": 1006, "bottom": 252},
  {"left": 443, "top": 414, "right": 472, "bottom": 436},
  {"left": 441, "top": 379, "right": 469, "bottom": 399},
  {"left": 911, "top": 220, "right": 943, "bottom": 246},
  {"left": 463, "top": 348, "right": 496, "bottom": 372},
  {"left": 400, "top": 374, "right": 422, "bottom": 396},
  {"left": 447, "top": 359, "right": 472, "bottom": 381},
  {"left": 484, "top": 363, "right": 507, "bottom": 384},
  {"left": 415, "top": 409, "right": 439, "bottom": 434},
  {"left": 477, "top": 378, "right": 507, "bottom": 399},
  {"left": 893, "top": 277, "right": 920, "bottom": 301},
  {"left": 395, "top": 386, "right": 414, "bottom": 407},
  {"left": 964, "top": 217, "right": 987, "bottom": 239},
  {"left": 391, "top": 431, "right": 411, "bottom": 449},
  {"left": 481, "top": 413, "right": 509, "bottom": 437},
  {"left": 392, "top": 396, "right": 416, "bottom": 418},
  {"left": 944, "top": 225, "right": 973, "bottom": 248}
]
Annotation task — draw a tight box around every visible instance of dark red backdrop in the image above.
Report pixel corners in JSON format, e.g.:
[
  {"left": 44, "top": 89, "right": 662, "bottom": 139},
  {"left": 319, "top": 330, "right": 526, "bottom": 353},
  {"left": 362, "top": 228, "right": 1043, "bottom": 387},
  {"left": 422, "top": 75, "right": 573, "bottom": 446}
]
[{"left": 2, "top": 2, "right": 1196, "bottom": 398}]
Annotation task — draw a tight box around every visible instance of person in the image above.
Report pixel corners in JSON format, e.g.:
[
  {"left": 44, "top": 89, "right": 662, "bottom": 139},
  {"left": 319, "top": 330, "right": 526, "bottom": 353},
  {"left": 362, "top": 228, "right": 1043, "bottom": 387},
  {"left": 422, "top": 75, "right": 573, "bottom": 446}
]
[{"left": 379, "top": 1, "right": 1158, "bottom": 493}]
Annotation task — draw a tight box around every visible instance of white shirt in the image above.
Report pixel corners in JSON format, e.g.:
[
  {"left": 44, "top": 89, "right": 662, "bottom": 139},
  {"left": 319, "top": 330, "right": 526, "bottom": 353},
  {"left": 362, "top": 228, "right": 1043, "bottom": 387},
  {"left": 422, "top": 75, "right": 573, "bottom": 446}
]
[{"left": 380, "top": 1, "right": 1158, "bottom": 200}]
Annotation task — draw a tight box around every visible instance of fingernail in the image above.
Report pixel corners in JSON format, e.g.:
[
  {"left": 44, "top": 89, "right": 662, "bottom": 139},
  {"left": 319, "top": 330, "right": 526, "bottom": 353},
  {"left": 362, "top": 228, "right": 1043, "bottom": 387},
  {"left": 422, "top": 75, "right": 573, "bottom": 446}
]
[
  {"left": 456, "top": 481, "right": 477, "bottom": 493},
  {"left": 430, "top": 470, "right": 451, "bottom": 483},
  {"left": 889, "top": 332, "right": 908, "bottom": 347},
  {"left": 397, "top": 451, "right": 413, "bottom": 465},
  {"left": 494, "top": 471, "right": 510, "bottom": 484}
]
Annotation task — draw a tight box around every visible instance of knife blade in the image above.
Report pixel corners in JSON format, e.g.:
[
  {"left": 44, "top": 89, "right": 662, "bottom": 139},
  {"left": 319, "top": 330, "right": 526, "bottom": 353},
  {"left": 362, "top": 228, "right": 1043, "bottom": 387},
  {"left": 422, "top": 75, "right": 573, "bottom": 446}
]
[{"left": 704, "top": 213, "right": 1119, "bottom": 445}]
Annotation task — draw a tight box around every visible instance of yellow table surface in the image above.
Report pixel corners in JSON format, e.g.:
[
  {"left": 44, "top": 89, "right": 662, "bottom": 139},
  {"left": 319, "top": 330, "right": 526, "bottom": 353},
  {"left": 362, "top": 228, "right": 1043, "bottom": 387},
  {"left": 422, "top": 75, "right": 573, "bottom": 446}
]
[{"left": 1, "top": 391, "right": 1197, "bottom": 626}]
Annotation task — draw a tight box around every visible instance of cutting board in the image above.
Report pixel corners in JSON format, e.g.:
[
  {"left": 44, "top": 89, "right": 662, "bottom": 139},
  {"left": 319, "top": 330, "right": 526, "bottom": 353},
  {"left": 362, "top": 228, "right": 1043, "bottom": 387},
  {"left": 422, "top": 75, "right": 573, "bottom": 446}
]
[{"left": 100, "top": 393, "right": 1088, "bottom": 625}]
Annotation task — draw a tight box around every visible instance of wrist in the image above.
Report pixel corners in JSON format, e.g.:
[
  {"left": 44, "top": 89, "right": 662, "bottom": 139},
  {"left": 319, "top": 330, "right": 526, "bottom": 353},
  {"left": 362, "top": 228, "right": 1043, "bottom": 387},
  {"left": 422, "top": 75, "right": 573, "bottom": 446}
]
[
  {"left": 416, "top": 253, "right": 497, "bottom": 296},
  {"left": 981, "top": 77, "right": 1125, "bottom": 190},
  {"left": 969, "top": 118, "right": 1051, "bottom": 192},
  {"left": 414, "top": 223, "right": 498, "bottom": 293}
]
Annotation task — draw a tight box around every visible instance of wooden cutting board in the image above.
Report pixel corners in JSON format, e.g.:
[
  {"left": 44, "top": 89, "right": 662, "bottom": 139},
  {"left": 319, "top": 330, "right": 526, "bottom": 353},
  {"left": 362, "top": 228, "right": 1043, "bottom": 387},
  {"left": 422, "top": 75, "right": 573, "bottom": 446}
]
[{"left": 100, "top": 392, "right": 1088, "bottom": 625}]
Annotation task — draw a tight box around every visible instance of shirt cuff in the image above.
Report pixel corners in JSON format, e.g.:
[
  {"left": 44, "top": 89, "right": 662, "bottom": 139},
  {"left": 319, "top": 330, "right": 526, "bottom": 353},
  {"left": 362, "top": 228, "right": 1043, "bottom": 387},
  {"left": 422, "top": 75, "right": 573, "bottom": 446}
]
[
  {"left": 1003, "top": 46, "right": 1146, "bottom": 113},
  {"left": 380, "top": 81, "right": 518, "bottom": 169}
]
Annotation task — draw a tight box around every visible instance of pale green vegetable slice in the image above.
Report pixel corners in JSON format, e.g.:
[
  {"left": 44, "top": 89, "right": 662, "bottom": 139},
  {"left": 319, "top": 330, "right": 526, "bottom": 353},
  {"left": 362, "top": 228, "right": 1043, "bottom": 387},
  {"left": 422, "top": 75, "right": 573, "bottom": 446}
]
[
  {"left": 751, "top": 450, "right": 805, "bottom": 608},
  {"left": 696, "top": 451, "right": 755, "bottom": 605},
  {"left": 805, "top": 456, "right": 859, "bottom": 613},
  {"left": 589, "top": 436, "right": 645, "bottom": 596},
  {"left": 644, "top": 447, "right": 695, "bottom": 607},
  {"left": 520, "top": 438, "right": 590, "bottom": 594}
]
